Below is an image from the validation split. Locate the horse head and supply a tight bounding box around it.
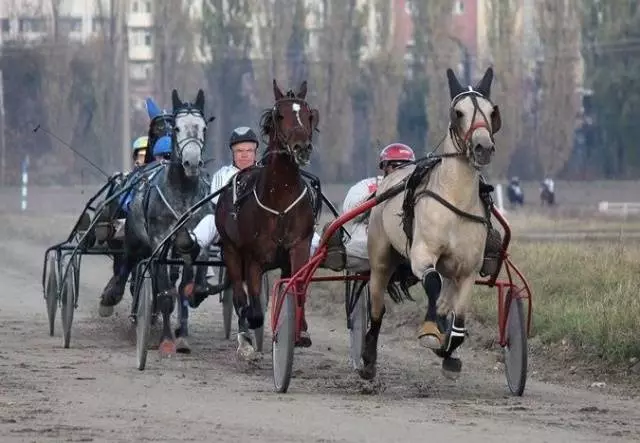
[171,89,211,178]
[446,66,501,169]
[260,79,319,166]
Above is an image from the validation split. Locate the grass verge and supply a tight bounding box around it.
[472,240,640,364]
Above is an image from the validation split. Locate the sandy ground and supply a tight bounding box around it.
[1,187,640,442]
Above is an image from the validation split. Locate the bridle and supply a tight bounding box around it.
[448,89,495,166]
[172,106,207,163]
[263,93,315,160]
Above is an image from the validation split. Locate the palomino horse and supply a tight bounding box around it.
[215,79,319,359]
[361,67,501,380]
[108,89,212,356]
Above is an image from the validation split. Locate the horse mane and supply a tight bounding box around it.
[258,107,274,144]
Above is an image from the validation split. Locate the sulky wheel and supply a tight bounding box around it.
[136,267,154,371]
[346,274,369,371]
[504,288,528,396]
[272,283,295,393]
[44,251,60,337]
[254,272,270,353]
[60,255,78,349]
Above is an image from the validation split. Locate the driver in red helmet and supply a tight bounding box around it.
[313,143,416,271]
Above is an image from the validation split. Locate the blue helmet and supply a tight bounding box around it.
[153,136,172,157]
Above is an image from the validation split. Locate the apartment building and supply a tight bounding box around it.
[0,0,154,107]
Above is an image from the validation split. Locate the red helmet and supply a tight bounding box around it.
[378,143,416,169]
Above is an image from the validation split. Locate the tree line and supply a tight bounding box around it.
[0,0,634,185]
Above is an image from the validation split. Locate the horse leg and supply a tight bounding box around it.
[359,262,392,380]
[409,241,446,350]
[155,262,177,357]
[359,220,395,380]
[99,251,133,317]
[288,240,312,347]
[431,274,475,379]
[224,245,256,360]
[175,263,192,354]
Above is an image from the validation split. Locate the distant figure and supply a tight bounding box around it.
[540,177,555,206]
[507,176,524,207]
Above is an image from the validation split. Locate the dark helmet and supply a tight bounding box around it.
[229,126,259,149]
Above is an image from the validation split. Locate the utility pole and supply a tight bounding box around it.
[117,0,131,172]
[0,69,6,187]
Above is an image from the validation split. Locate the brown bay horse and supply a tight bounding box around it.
[215,79,319,359]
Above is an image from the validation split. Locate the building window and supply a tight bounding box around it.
[453,0,464,15]
[132,1,139,13]
[18,18,46,33]
[144,31,152,46]
[1,19,9,33]
[59,16,83,33]
[144,1,152,13]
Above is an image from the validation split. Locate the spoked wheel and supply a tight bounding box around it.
[254,272,270,353]
[346,275,369,371]
[136,267,154,371]
[272,284,295,393]
[219,267,233,340]
[504,288,528,396]
[60,256,78,349]
[44,252,59,337]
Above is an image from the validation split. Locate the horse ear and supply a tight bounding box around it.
[273,79,284,100]
[194,89,205,112]
[491,105,502,134]
[297,81,308,99]
[171,89,182,109]
[475,67,494,98]
[446,68,465,100]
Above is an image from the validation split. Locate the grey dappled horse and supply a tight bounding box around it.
[103,89,212,356]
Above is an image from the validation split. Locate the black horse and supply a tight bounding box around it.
[101,89,213,356]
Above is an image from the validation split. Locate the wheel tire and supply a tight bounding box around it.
[136,269,154,371]
[504,289,528,396]
[347,280,369,371]
[44,252,59,337]
[61,257,76,349]
[254,272,270,353]
[272,287,295,393]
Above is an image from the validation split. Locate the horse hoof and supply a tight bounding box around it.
[441,357,462,380]
[98,304,114,318]
[175,337,191,354]
[417,321,443,350]
[358,365,376,381]
[236,333,256,360]
[159,339,176,357]
[295,331,312,348]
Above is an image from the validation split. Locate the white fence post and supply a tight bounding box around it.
[495,183,506,214]
[21,155,28,211]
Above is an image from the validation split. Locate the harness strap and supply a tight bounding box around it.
[415,189,488,225]
[253,186,308,216]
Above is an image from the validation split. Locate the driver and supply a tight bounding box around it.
[312,143,416,271]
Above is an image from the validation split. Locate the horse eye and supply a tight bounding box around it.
[455,110,464,118]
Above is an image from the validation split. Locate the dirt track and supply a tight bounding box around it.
[1,193,640,442]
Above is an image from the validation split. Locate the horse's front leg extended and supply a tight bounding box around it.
[154,261,177,357]
[223,245,256,360]
[289,239,311,348]
[433,274,475,379]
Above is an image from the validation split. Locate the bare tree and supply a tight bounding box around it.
[364,0,404,150]
[154,0,204,106]
[534,0,580,177]
[36,40,82,184]
[307,0,363,181]
[484,0,525,178]
[419,0,457,147]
